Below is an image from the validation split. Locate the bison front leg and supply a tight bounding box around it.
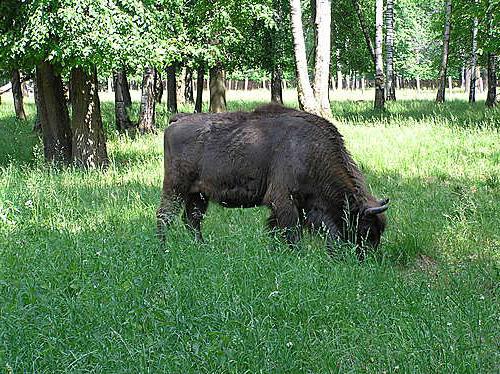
[156,189,183,244]
[305,209,340,256]
[183,193,208,242]
[267,198,302,246]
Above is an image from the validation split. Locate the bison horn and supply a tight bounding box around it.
[378,198,390,206]
[364,204,389,216]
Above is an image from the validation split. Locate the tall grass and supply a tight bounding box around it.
[0,94,498,372]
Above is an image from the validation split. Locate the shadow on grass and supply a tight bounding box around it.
[0,103,39,166]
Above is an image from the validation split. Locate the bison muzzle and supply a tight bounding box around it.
[157,104,389,258]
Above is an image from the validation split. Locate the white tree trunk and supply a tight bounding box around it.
[312,0,332,117]
[290,0,321,115]
[374,0,385,109]
[385,0,396,100]
[469,13,478,102]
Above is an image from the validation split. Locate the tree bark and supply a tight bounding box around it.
[154,69,163,103]
[436,0,452,103]
[337,69,343,90]
[176,67,186,108]
[271,66,284,104]
[486,53,497,107]
[313,0,332,117]
[33,76,42,132]
[290,0,321,115]
[486,0,497,107]
[138,67,157,133]
[374,0,385,109]
[477,67,483,92]
[195,67,204,113]
[185,67,194,104]
[36,62,72,164]
[352,0,376,66]
[11,69,26,120]
[385,0,396,100]
[70,67,108,168]
[113,70,134,132]
[209,64,227,113]
[166,65,177,114]
[469,13,478,103]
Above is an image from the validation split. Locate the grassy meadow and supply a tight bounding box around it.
[0,90,499,372]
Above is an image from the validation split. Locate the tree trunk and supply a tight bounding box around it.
[374,0,385,109]
[290,0,321,115]
[352,0,376,65]
[176,67,186,108]
[195,67,204,113]
[469,14,478,103]
[385,0,396,100]
[209,64,227,113]
[138,67,157,133]
[416,76,421,91]
[185,67,194,104]
[477,67,483,92]
[271,66,284,104]
[436,0,452,103]
[166,65,177,114]
[486,2,497,107]
[11,69,26,120]
[33,76,42,132]
[244,77,249,91]
[36,62,72,164]
[461,66,466,90]
[337,69,343,90]
[107,77,112,95]
[70,66,108,168]
[154,69,163,103]
[486,53,497,107]
[313,0,332,117]
[448,76,453,92]
[113,70,134,132]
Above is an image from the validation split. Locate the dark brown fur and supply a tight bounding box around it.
[157,104,388,256]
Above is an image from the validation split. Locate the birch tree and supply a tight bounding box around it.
[385,0,396,101]
[436,0,452,103]
[290,0,332,118]
[374,0,385,109]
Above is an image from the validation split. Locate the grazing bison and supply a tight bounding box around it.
[157,104,388,257]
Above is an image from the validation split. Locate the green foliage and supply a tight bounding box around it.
[0,95,499,371]
[0,0,184,73]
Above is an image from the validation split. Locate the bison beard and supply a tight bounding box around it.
[157,104,388,258]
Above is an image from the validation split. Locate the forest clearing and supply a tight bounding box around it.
[1,90,498,371]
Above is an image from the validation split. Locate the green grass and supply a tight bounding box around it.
[0,96,499,372]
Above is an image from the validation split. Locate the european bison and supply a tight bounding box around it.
[157,104,388,257]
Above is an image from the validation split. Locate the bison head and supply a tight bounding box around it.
[356,198,389,250]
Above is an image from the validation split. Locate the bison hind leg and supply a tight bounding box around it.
[156,190,183,244]
[266,200,302,247]
[183,193,209,242]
